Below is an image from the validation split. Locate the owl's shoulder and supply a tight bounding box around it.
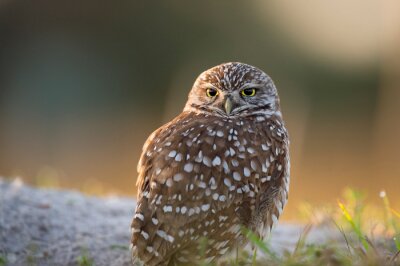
[135,112,205,189]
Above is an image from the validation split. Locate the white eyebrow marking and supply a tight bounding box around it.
[202,82,220,90]
[239,83,264,90]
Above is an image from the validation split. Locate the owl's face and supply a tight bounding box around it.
[184,62,281,117]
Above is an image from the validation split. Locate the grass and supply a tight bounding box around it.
[215,188,400,266]
[0,255,6,266]
[76,248,94,266]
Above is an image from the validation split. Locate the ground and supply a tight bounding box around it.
[0,178,335,266]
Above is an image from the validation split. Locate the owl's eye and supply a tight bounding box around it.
[206,88,218,97]
[241,88,256,97]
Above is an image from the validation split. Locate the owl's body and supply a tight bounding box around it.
[131,63,290,265]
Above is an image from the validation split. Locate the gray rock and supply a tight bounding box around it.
[0,179,133,266]
[0,178,337,265]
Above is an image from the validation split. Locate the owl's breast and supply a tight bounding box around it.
[139,112,289,228]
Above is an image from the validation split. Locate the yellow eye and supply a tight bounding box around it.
[241,88,256,97]
[206,88,218,97]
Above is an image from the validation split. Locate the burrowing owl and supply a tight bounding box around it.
[131,62,290,265]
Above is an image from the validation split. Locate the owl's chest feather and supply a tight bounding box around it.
[140,114,289,226]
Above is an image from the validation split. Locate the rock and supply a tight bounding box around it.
[0,178,338,265]
[0,179,133,266]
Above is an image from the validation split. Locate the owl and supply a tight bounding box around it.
[131,62,290,265]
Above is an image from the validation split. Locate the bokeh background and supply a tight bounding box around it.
[1,1,400,219]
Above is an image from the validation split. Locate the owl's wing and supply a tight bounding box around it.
[249,118,290,237]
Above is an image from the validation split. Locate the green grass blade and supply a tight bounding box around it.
[242,227,279,261]
[391,208,400,220]
[338,200,369,251]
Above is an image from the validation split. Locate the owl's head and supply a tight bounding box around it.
[184,62,281,118]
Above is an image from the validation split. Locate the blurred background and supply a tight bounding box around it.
[1,1,399,220]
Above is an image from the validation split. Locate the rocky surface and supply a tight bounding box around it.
[0,179,338,265]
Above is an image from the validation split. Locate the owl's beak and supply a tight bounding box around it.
[224,97,233,115]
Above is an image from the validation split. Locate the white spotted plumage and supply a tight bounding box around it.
[131,62,290,266]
